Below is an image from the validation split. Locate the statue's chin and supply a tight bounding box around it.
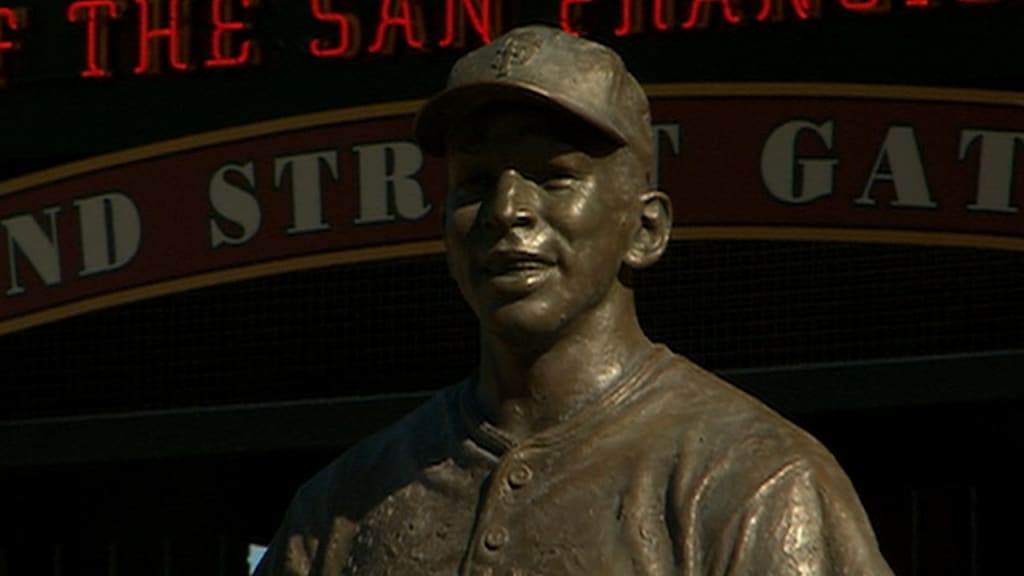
[480,301,567,345]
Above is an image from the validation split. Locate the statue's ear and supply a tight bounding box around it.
[624,191,672,269]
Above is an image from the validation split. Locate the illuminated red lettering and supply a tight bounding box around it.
[615,0,676,35]
[205,0,255,68]
[0,7,21,86]
[134,0,189,74]
[838,0,891,12]
[614,0,634,35]
[560,0,592,35]
[367,0,425,54]
[67,0,121,79]
[757,0,818,21]
[653,0,673,30]
[310,0,356,57]
[439,0,494,47]
[682,0,742,29]
[0,8,18,53]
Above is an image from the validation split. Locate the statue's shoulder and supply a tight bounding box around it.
[646,352,848,492]
[294,382,466,521]
[647,354,893,575]
[255,384,467,575]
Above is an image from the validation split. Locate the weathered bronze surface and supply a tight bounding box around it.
[256,26,894,576]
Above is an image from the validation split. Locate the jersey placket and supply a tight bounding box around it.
[456,348,667,576]
[461,441,545,576]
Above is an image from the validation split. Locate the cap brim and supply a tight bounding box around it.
[414,81,628,157]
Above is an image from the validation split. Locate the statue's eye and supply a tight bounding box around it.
[539,153,587,192]
[541,173,577,192]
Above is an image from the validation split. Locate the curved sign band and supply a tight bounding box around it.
[1,84,1022,334]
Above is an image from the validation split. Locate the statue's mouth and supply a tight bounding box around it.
[484,250,555,276]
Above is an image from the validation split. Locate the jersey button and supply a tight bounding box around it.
[506,463,533,488]
[482,526,509,551]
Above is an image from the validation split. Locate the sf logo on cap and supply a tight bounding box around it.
[491,31,541,78]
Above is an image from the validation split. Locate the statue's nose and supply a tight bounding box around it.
[488,169,539,230]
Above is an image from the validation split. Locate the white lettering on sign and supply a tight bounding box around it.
[273,149,339,235]
[856,125,937,208]
[959,129,1022,214]
[3,206,62,296]
[3,105,1022,333]
[209,160,260,247]
[353,141,431,224]
[761,119,837,204]
[74,191,142,276]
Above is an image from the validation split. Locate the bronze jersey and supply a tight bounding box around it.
[257,346,893,576]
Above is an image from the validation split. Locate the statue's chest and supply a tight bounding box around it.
[341,449,663,576]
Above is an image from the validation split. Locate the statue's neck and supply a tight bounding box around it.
[473,294,653,441]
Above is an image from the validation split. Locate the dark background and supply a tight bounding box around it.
[2,1,1023,574]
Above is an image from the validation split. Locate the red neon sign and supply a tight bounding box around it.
[309,0,355,58]
[560,0,592,36]
[0,7,19,86]
[758,0,818,21]
[613,0,632,35]
[205,0,255,68]
[653,0,672,30]
[612,0,672,35]
[839,0,891,12]
[682,0,742,29]
[0,7,17,52]
[367,0,425,53]
[439,0,494,47]
[66,0,120,78]
[134,0,189,74]
[0,0,1013,86]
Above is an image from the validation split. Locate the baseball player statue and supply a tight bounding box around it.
[256,25,894,576]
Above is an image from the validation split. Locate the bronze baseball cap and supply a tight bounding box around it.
[415,25,653,180]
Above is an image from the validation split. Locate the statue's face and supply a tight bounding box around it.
[444,106,645,340]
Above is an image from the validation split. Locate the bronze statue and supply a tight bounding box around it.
[256,25,894,576]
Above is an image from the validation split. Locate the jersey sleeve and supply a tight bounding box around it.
[713,456,895,576]
[253,464,358,576]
